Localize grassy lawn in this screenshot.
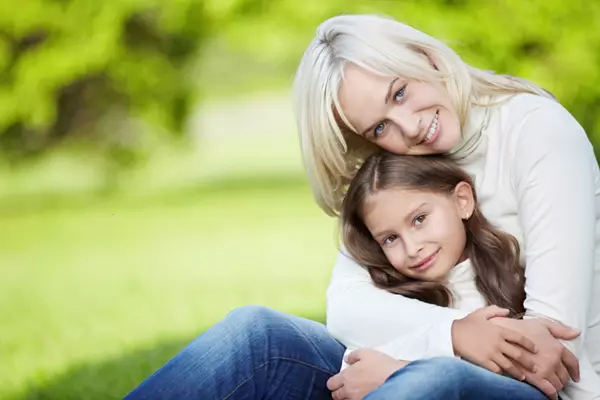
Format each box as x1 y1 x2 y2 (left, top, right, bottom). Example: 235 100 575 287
0 134 338 399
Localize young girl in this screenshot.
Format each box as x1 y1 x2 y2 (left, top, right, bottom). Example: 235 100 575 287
341 151 525 320
339 151 600 399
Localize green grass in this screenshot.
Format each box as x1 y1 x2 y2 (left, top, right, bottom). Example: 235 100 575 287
0 135 339 399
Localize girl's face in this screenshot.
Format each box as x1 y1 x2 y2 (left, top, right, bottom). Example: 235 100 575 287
362 183 475 282
338 64 462 155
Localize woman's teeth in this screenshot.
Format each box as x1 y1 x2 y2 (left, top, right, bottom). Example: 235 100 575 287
423 112 439 142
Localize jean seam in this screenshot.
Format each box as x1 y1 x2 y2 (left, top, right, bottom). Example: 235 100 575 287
222 356 336 400
287 318 342 374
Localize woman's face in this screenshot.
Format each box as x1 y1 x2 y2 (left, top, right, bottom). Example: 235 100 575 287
338 64 462 155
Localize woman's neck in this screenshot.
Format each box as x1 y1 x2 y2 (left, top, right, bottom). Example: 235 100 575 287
446 100 492 160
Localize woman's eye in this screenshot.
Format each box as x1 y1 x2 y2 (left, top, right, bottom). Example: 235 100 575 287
373 122 386 138
394 86 406 102
414 214 427 226
383 235 397 245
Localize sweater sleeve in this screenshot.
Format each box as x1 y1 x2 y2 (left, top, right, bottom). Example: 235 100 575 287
326 249 469 361
510 98 598 357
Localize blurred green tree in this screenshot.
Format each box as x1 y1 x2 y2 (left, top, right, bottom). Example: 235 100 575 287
211 0 600 151
0 0 209 166
1 0 599 166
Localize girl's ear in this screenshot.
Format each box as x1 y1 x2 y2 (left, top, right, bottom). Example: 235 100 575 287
453 181 475 220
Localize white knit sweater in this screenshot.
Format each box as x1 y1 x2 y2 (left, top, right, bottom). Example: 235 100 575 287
328 93 600 399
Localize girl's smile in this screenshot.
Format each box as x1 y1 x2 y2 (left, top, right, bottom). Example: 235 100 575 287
409 249 440 272
362 185 473 282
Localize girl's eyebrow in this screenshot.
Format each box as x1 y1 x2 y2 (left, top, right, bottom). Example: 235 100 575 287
404 202 428 224
371 202 428 238
360 77 400 136
371 228 394 240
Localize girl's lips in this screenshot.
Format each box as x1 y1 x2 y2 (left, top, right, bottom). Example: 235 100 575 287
410 250 439 271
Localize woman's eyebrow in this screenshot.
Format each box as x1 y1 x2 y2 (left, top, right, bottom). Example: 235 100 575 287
360 77 401 136
385 77 400 104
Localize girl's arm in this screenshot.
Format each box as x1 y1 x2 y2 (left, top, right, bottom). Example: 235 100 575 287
510 96 597 358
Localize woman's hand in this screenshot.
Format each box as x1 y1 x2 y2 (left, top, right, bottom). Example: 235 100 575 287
451 306 539 380
327 349 408 400
491 317 581 398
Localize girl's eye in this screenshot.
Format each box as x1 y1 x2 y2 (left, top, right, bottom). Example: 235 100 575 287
373 122 386 138
383 234 398 245
394 86 406 102
414 214 427 226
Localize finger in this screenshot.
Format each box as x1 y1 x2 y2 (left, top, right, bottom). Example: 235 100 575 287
524 374 557 399
327 375 343 391
560 347 580 382
547 373 565 394
494 354 525 380
331 388 348 400
557 363 570 388
500 343 536 372
543 320 581 340
501 328 538 354
482 360 503 375
345 349 363 365
481 305 510 320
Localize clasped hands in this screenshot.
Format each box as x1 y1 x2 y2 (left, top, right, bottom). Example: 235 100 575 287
328 306 580 400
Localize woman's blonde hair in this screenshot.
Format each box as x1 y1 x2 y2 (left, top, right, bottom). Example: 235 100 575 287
293 14 553 216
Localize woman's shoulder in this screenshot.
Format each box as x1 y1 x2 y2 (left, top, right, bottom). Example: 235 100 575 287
499 92 570 118
494 92 586 141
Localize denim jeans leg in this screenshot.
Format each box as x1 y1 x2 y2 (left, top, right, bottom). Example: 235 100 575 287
365 357 548 400
123 305 346 400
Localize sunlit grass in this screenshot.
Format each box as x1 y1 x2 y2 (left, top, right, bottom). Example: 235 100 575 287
0 131 338 399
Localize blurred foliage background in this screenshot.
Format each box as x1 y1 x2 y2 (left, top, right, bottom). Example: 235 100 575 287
1 1 599 399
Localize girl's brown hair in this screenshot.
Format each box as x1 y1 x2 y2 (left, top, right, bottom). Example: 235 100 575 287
341 151 525 316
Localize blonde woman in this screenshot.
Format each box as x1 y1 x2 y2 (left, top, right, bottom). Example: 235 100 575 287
124 14 600 400
297 13 600 400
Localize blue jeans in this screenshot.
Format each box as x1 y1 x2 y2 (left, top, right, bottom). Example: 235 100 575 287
366 357 548 400
123 305 548 400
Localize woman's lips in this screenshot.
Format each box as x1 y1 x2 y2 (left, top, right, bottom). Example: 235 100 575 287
419 110 440 145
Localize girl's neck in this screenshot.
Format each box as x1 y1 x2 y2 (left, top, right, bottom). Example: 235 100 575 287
456 247 469 265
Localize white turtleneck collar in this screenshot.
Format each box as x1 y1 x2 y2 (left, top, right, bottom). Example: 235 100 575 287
445 258 487 312
446 96 495 162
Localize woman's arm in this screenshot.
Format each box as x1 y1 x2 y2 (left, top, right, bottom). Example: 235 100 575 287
327 237 575 396
510 96 597 358
328 250 538 366
329 254 543 382
326 249 467 359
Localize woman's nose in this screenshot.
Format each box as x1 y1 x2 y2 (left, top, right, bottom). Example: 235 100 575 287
390 110 422 142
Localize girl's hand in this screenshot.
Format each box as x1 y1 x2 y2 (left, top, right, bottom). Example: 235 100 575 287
490 317 580 399
327 349 408 400
451 306 539 380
